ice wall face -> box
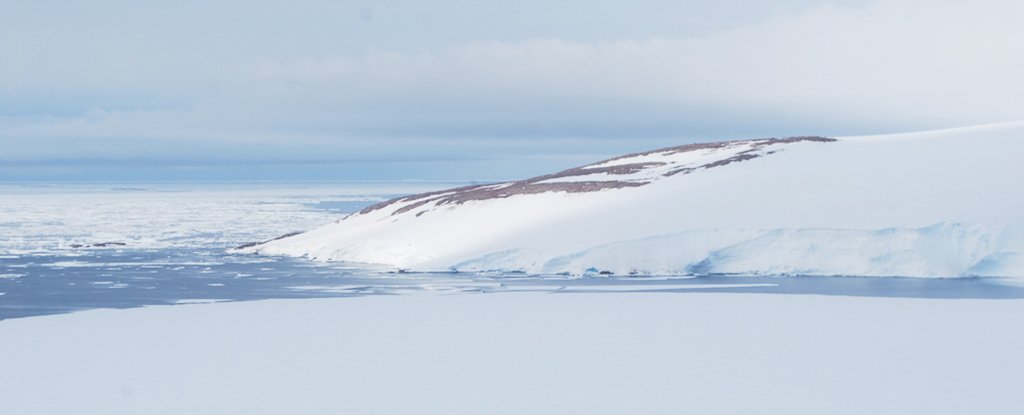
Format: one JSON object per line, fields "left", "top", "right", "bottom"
{"left": 241, "top": 122, "right": 1024, "bottom": 278}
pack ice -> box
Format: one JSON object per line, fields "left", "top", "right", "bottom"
{"left": 240, "top": 122, "right": 1024, "bottom": 278}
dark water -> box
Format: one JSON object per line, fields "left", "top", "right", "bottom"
{"left": 2, "top": 247, "right": 1023, "bottom": 321}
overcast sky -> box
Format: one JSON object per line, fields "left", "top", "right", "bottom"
{"left": 2, "top": 0, "right": 1022, "bottom": 181}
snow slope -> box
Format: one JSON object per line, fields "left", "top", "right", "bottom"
{"left": 242, "top": 122, "right": 1024, "bottom": 278}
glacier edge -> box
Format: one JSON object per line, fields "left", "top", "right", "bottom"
{"left": 450, "top": 223, "right": 1023, "bottom": 278}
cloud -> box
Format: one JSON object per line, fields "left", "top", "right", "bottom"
{"left": 1, "top": 0, "right": 1022, "bottom": 179}
{"left": 236, "top": 0, "right": 1022, "bottom": 135}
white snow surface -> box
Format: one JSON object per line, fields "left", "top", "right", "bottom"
{"left": 247, "top": 122, "right": 1024, "bottom": 278}
{"left": 2, "top": 292, "right": 1023, "bottom": 414}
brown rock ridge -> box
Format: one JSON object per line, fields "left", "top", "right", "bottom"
{"left": 359, "top": 136, "right": 835, "bottom": 217}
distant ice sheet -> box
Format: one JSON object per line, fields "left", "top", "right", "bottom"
{"left": 0, "top": 182, "right": 450, "bottom": 255}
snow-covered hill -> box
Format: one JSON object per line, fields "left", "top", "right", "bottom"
{"left": 240, "top": 122, "right": 1024, "bottom": 278}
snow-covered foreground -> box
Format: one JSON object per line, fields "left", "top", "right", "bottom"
{"left": 247, "top": 122, "right": 1024, "bottom": 278}
{"left": 2, "top": 292, "right": 1022, "bottom": 414}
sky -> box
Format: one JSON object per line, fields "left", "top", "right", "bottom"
{"left": 1, "top": 0, "right": 1022, "bottom": 181}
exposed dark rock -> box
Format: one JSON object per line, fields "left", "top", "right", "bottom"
{"left": 664, "top": 136, "right": 836, "bottom": 176}
{"left": 233, "top": 231, "right": 305, "bottom": 251}
{"left": 359, "top": 136, "right": 836, "bottom": 216}
{"left": 68, "top": 242, "right": 127, "bottom": 249}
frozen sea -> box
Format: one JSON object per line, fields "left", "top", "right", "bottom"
{"left": 2, "top": 182, "right": 1023, "bottom": 320}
